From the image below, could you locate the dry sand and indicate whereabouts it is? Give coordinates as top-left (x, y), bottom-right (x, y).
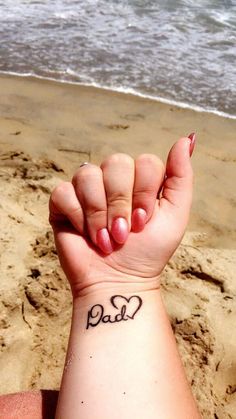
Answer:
top-left (0, 74), bottom-right (235, 418)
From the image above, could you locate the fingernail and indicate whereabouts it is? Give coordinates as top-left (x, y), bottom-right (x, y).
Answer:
top-left (96, 228), bottom-right (113, 254)
top-left (188, 132), bottom-right (196, 157)
top-left (131, 208), bottom-right (147, 232)
top-left (111, 217), bottom-right (129, 244)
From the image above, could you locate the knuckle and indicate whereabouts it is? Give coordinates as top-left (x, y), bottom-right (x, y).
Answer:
top-left (86, 207), bottom-right (107, 221)
top-left (69, 205), bottom-right (83, 216)
top-left (107, 191), bottom-right (130, 207)
top-left (50, 182), bottom-right (82, 218)
top-left (137, 153), bottom-right (164, 170)
top-left (133, 187), bottom-right (156, 198)
top-left (101, 153), bottom-right (133, 169)
top-left (50, 182), bottom-right (71, 204)
top-left (72, 165), bottom-right (102, 186)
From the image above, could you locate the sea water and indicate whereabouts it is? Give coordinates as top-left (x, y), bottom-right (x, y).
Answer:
top-left (0, 0), bottom-right (235, 118)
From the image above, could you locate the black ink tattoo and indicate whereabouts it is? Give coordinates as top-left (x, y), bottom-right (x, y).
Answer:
top-left (86, 295), bottom-right (143, 329)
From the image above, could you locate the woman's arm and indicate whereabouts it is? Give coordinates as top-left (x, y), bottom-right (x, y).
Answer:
top-left (50, 135), bottom-right (201, 418)
top-left (56, 285), bottom-right (200, 419)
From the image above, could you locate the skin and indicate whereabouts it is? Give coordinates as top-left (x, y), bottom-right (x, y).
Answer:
top-left (52, 135), bottom-right (200, 419)
top-left (1, 135), bottom-right (200, 418)
top-left (49, 136), bottom-right (193, 297)
top-left (0, 390), bottom-right (58, 418)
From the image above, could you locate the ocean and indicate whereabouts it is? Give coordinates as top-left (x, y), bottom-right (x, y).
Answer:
top-left (0, 0), bottom-right (235, 118)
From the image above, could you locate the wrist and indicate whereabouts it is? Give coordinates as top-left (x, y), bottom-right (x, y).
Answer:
top-left (71, 280), bottom-right (161, 332)
top-left (72, 276), bottom-right (161, 302)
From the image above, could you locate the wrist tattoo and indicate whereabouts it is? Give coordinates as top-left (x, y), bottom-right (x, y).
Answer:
top-left (86, 295), bottom-right (142, 329)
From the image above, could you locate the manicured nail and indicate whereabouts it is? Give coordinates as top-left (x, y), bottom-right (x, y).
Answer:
top-left (96, 228), bottom-right (113, 254)
top-left (188, 132), bottom-right (196, 157)
top-left (111, 217), bottom-right (129, 244)
top-left (131, 208), bottom-right (147, 232)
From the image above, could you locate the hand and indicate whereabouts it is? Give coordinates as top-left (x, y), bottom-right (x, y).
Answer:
top-left (49, 135), bottom-right (195, 297)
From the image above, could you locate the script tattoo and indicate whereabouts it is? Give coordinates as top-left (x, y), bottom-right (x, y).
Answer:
top-left (86, 295), bottom-right (143, 329)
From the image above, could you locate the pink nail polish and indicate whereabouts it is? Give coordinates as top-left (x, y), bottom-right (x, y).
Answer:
top-left (96, 228), bottom-right (113, 254)
top-left (111, 217), bottom-right (129, 244)
top-left (131, 208), bottom-right (147, 232)
top-left (188, 132), bottom-right (196, 157)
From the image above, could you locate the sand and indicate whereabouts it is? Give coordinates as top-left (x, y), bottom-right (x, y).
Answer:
top-left (0, 74), bottom-right (235, 418)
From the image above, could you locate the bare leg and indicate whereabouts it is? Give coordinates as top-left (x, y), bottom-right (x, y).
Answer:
top-left (0, 390), bottom-right (58, 419)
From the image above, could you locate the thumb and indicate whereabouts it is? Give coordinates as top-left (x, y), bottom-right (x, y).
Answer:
top-left (161, 134), bottom-right (195, 224)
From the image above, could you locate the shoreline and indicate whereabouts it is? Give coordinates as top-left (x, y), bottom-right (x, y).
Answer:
top-left (1, 71), bottom-right (235, 121)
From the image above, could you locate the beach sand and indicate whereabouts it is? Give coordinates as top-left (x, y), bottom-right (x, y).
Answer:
top-left (0, 74), bottom-right (235, 418)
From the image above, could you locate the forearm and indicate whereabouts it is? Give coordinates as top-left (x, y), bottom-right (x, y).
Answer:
top-left (56, 283), bottom-right (201, 419)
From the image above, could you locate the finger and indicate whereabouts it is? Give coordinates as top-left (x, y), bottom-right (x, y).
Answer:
top-left (72, 164), bottom-right (113, 254)
top-left (131, 154), bottom-right (165, 232)
top-left (49, 182), bottom-right (84, 233)
top-left (101, 153), bottom-right (135, 244)
top-left (161, 135), bottom-right (195, 226)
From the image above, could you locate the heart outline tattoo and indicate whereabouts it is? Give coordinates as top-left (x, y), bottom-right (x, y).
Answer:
top-left (110, 295), bottom-right (142, 319)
